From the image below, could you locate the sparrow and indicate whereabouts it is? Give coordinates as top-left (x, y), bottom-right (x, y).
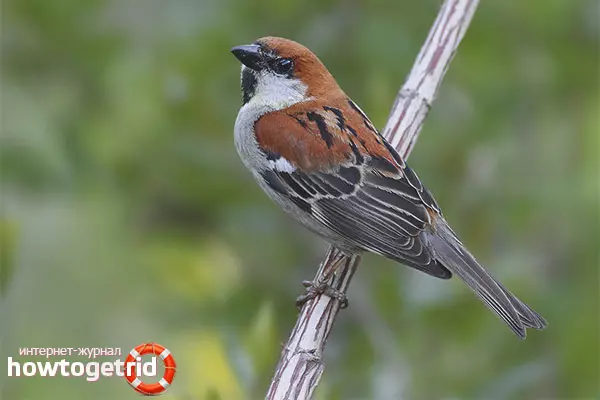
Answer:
top-left (231, 37), bottom-right (547, 338)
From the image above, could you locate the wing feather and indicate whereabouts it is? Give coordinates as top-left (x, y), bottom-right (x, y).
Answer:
top-left (254, 98), bottom-right (451, 279)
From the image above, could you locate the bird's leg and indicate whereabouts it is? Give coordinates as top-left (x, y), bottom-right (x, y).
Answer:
top-left (296, 280), bottom-right (349, 309)
top-left (295, 250), bottom-right (349, 309)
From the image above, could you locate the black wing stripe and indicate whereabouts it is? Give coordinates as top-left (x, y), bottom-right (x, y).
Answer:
top-left (364, 172), bottom-right (422, 202)
top-left (279, 173), bottom-right (312, 199)
top-left (290, 196), bottom-right (312, 213)
top-left (300, 173), bottom-right (344, 197)
top-left (359, 189), bottom-right (426, 233)
top-left (363, 186), bottom-right (428, 224)
top-left (419, 186), bottom-right (439, 211)
top-left (351, 193), bottom-right (416, 238)
top-left (312, 175), bottom-right (344, 197)
top-left (403, 166), bottom-right (423, 191)
top-left (344, 197), bottom-right (413, 241)
top-left (292, 174), bottom-right (320, 196)
top-left (260, 170), bottom-right (288, 195)
top-left (315, 172), bottom-right (355, 194)
top-left (368, 157), bottom-right (399, 174)
top-left (336, 166), bottom-right (361, 185)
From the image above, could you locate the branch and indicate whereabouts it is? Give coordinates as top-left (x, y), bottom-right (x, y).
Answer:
top-left (266, 1), bottom-right (480, 399)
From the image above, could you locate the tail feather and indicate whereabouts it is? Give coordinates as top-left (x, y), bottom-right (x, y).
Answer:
top-left (423, 219), bottom-right (547, 338)
top-left (495, 281), bottom-right (547, 329)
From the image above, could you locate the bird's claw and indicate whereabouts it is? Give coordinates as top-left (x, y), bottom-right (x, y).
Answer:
top-left (295, 280), bottom-right (348, 309)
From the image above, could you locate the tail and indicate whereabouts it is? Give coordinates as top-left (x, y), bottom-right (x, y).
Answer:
top-left (422, 218), bottom-right (547, 338)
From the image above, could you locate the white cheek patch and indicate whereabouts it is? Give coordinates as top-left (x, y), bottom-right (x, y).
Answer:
top-left (248, 70), bottom-right (310, 111)
top-left (269, 157), bottom-right (296, 173)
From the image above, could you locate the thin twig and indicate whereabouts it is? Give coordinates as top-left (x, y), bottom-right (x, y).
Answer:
top-left (266, 1), bottom-right (480, 399)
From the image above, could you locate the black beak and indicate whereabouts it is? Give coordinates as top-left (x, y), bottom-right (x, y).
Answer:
top-left (231, 44), bottom-right (263, 70)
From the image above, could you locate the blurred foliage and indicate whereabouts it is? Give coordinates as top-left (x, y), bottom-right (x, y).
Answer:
top-left (1, 0), bottom-right (598, 399)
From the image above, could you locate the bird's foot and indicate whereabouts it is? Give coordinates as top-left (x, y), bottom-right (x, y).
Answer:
top-left (295, 280), bottom-right (348, 309)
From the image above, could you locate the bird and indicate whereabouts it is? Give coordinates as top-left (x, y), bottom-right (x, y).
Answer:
top-left (231, 36), bottom-right (547, 338)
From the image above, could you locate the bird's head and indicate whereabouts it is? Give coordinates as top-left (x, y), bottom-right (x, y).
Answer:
top-left (231, 37), bottom-right (342, 107)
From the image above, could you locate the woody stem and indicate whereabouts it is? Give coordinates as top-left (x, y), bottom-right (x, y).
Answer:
top-left (266, 1), bottom-right (481, 399)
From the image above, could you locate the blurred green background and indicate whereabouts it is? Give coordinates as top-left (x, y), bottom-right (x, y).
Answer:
top-left (1, 0), bottom-right (598, 399)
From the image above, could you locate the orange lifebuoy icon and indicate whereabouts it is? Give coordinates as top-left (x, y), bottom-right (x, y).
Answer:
top-left (124, 343), bottom-right (176, 396)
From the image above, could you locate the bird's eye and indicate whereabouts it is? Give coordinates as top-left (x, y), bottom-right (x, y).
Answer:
top-left (272, 58), bottom-right (293, 75)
